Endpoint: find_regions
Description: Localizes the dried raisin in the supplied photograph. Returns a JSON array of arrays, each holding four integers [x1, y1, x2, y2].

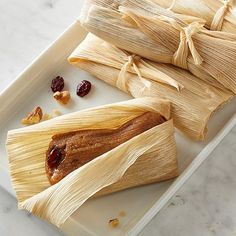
[[51, 76, 64, 92], [76, 80, 91, 97], [47, 146, 65, 169]]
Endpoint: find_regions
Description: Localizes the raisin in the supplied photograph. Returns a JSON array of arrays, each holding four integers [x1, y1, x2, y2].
[[76, 80, 91, 97], [51, 76, 64, 92], [47, 146, 65, 169]]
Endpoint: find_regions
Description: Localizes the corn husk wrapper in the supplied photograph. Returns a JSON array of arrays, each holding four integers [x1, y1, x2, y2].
[[68, 33, 233, 141], [80, 1, 236, 94], [6, 98, 178, 227], [81, 0, 206, 25], [153, 0, 236, 33], [69, 34, 184, 91]]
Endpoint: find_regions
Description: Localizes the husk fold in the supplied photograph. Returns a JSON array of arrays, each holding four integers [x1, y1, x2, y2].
[[80, 0, 236, 93], [6, 98, 178, 227], [68, 33, 233, 141]]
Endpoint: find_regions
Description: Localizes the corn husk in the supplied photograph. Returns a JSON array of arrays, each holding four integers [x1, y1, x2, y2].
[[68, 33, 233, 141], [153, 0, 236, 33], [80, 1, 236, 94], [6, 98, 178, 227], [81, 0, 206, 25], [69, 34, 184, 91]]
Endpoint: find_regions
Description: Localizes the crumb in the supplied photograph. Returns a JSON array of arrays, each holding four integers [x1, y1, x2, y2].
[[119, 211, 126, 217], [52, 109, 62, 116], [109, 218, 119, 228], [21, 107, 43, 125], [41, 109, 61, 122], [42, 113, 52, 121]]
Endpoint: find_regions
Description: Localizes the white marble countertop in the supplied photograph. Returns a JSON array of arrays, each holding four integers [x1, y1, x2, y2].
[[0, 0, 235, 235]]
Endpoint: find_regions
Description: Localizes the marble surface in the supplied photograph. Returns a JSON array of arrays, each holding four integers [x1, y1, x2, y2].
[[0, 0, 235, 236]]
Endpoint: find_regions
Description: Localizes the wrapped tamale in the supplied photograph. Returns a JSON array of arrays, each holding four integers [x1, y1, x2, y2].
[[6, 98, 178, 227], [68, 34, 233, 141], [153, 0, 236, 32], [80, 0, 236, 94]]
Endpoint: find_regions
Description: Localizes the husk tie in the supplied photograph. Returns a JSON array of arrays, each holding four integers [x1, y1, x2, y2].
[[211, 0, 233, 31], [117, 54, 151, 92], [166, 19, 204, 69]]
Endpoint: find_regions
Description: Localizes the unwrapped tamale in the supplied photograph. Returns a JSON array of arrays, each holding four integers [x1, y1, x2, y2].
[[6, 98, 178, 227]]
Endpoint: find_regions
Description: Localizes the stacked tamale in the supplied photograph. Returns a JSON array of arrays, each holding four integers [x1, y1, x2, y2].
[[80, 0, 236, 93], [69, 33, 232, 140], [6, 0, 236, 229]]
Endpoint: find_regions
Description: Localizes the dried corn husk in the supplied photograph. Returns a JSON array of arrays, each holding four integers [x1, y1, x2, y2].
[[69, 34, 183, 91], [153, 0, 236, 33], [68, 34, 233, 140], [81, 1, 236, 93], [6, 98, 178, 227], [81, 0, 206, 25]]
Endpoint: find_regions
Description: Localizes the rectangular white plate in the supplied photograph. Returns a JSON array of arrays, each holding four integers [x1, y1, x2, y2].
[[0, 21, 236, 236]]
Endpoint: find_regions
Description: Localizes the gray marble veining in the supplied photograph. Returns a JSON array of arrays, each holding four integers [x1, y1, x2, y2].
[[0, 0, 83, 92], [0, 0, 236, 236], [0, 187, 63, 236]]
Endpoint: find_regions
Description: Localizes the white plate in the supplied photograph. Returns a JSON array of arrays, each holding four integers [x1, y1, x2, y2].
[[0, 21, 236, 236]]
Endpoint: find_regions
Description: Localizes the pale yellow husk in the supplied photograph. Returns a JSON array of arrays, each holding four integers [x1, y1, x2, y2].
[[81, 0, 206, 25], [68, 33, 233, 141], [153, 0, 236, 33], [6, 97, 178, 227], [80, 0, 236, 93], [69, 34, 183, 91]]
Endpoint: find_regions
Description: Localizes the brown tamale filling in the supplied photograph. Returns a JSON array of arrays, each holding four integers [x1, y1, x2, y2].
[[45, 112, 166, 185]]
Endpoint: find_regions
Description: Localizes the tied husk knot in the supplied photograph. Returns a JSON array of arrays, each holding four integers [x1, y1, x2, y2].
[[211, 0, 233, 31], [164, 18, 204, 69], [117, 54, 151, 92]]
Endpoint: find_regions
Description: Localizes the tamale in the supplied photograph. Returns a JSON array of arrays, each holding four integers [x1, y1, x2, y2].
[[80, 1, 236, 93], [68, 34, 233, 140], [153, 0, 236, 33], [6, 98, 178, 227]]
